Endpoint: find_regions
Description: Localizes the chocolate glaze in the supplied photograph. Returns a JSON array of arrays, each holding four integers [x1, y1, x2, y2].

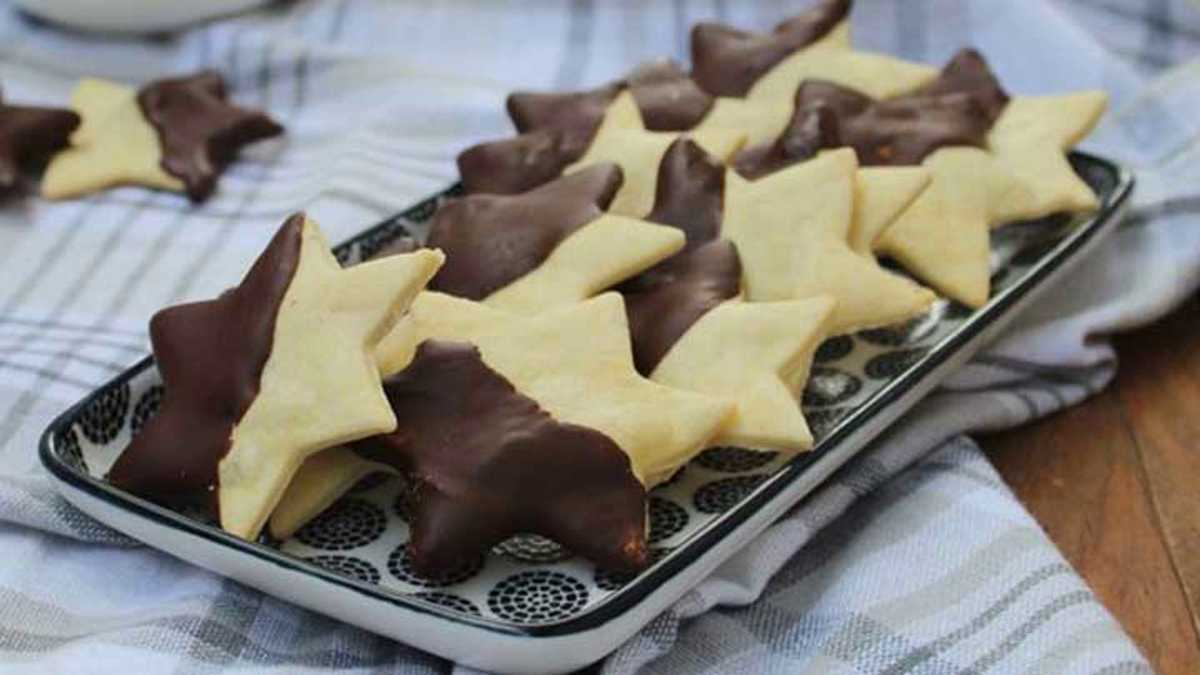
[[428, 163, 622, 299], [138, 70, 284, 203], [507, 82, 620, 156], [734, 100, 842, 179], [508, 60, 712, 139], [108, 214, 304, 517], [734, 48, 1010, 175], [616, 139, 740, 374], [909, 49, 1009, 124], [0, 88, 79, 193], [356, 340, 648, 574], [626, 60, 713, 131], [643, 138, 726, 248], [622, 240, 741, 375], [468, 61, 713, 196], [690, 0, 851, 97], [456, 128, 576, 196]]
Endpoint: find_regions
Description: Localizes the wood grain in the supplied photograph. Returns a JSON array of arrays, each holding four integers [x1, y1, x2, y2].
[[981, 294, 1200, 675], [1112, 296, 1200, 641]]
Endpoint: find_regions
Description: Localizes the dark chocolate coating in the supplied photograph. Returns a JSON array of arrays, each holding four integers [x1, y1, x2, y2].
[[734, 101, 842, 179], [0, 88, 79, 193], [356, 340, 648, 574], [626, 60, 715, 132], [643, 138, 726, 248], [622, 240, 741, 375], [690, 0, 850, 97], [909, 48, 1009, 124], [734, 48, 1010, 175], [427, 163, 622, 300], [507, 60, 711, 141], [468, 60, 713, 196], [107, 214, 303, 517], [456, 128, 577, 196], [617, 139, 740, 374], [507, 82, 620, 155], [138, 70, 284, 203]]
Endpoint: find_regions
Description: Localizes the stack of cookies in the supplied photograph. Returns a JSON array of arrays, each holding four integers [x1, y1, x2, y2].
[[109, 0, 1107, 575]]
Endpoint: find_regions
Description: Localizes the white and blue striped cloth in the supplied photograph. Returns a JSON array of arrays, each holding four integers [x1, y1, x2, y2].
[[1, 1, 1198, 673]]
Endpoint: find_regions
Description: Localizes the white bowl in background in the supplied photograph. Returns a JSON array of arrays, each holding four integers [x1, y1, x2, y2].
[[11, 0, 273, 33]]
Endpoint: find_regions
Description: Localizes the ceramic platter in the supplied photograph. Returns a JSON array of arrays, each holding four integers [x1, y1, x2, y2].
[[41, 153, 1133, 674]]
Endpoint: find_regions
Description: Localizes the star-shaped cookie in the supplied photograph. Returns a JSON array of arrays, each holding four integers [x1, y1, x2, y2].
[[563, 91, 746, 217], [722, 147, 935, 332], [690, 0, 851, 97], [0, 89, 79, 195], [459, 85, 742, 200], [686, 1, 935, 146], [108, 213, 443, 540], [427, 163, 686, 314], [771, 49, 1106, 307], [365, 292, 733, 572], [987, 92, 1108, 221], [43, 71, 283, 202], [269, 446, 396, 541], [619, 139, 838, 452]]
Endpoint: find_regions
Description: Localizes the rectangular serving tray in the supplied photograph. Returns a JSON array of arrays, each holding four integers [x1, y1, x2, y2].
[[40, 153, 1132, 675]]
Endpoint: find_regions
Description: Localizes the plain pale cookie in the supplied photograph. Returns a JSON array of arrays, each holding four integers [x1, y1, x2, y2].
[[851, 167, 931, 255], [876, 147, 1031, 308], [722, 148, 935, 333], [988, 92, 1108, 222], [652, 296, 836, 453], [268, 447, 396, 541]]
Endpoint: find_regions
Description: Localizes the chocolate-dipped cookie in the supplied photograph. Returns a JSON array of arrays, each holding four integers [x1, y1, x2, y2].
[[690, 0, 850, 97], [0, 88, 79, 195], [318, 292, 733, 573], [43, 71, 283, 202], [427, 163, 686, 314], [459, 90, 745, 218], [508, 60, 713, 140], [108, 213, 443, 540], [612, 139, 841, 453], [735, 49, 1010, 176], [359, 339, 649, 574], [731, 48, 1105, 308]]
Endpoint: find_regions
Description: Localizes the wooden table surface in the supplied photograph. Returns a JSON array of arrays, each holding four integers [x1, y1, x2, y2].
[[981, 293, 1200, 674]]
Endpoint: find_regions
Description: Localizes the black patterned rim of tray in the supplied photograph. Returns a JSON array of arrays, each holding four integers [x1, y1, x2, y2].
[[39, 153, 1133, 638]]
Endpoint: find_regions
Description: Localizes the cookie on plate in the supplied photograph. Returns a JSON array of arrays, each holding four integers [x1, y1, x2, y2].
[[617, 139, 837, 453], [753, 49, 1106, 307], [284, 292, 734, 574], [107, 213, 443, 540], [426, 163, 686, 314]]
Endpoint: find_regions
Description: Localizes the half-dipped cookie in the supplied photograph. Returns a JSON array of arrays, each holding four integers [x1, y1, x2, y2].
[[43, 71, 283, 202], [108, 213, 443, 540], [282, 293, 734, 574], [426, 163, 686, 314]]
